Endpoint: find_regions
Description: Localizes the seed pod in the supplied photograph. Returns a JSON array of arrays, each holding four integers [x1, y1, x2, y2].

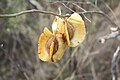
[[51, 17, 68, 62], [52, 33, 67, 62], [52, 13, 86, 47], [38, 27, 53, 61], [38, 27, 67, 62], [38, 12, 86, 62], [52, 16, 65, 34], [64, 21, 74, 46], [67, 13, 86, 47]]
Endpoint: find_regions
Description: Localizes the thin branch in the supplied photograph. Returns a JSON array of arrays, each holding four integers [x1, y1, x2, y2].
[[111, 46, 120, 80], [61, 3, 75, 13], [90, 58, 98, 80], [72, 3, 91, 22], [61, 2, 91, 23], [1, 46, 29, 80], [49, 0, 119, 27], [17, 64, 30, 80], [101, 0, 118, 24], [54, 47, 78, 80], [0, 9, 65, 18], [0, 9, 118, 27], [78, 11, 118, 27], [49, 1, 91, 4], [98, 29, 120, 43]]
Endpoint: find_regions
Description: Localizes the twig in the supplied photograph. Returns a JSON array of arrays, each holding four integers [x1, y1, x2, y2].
[[0, 9, 118, 27], [98, 29, 120, 43], [50, 0, 119, 27], [61, 2, 91, 22], [101, 0, 118, 24], [0, 9, 65, 18], [87, 1, 119, 28], [72, 3, 91, 23], [61, 3, 75, 13], [1, 46, 29, 80], [78, 11, 118, 27], [54, 47, 78, 80], [111, 46, 120, 80], [17, 64, 30, 80], [49, 1, 91, 4], [90, 58, 98, 80]]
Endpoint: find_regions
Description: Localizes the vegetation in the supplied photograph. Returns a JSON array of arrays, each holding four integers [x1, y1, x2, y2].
[[0, 0, 120, 80]]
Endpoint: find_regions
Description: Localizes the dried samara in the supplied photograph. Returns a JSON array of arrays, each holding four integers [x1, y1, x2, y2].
[[38, 13, 86, 62]]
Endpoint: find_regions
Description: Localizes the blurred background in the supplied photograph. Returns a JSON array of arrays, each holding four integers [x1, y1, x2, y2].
[[0, 0, 120, 80]]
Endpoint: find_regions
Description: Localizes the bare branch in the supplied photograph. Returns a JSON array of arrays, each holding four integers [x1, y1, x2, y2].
[[49, 1, 91, 4], [49, 1, 119, 27], [98, 30, 120, 43], [78, 11, 118, 27], [1, 46, 29, 80], [72, 3, 91, 23], [0, 9, 65, 18], [61, 3, 75, 13], [111, 46, 120, 80], [54, 47, 78, 80], [101, 0, 118, 24], [0, 9, 118, 28]]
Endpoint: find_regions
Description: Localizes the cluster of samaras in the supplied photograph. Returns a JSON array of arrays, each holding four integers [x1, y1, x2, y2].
[[38, 13, 86, 62]]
